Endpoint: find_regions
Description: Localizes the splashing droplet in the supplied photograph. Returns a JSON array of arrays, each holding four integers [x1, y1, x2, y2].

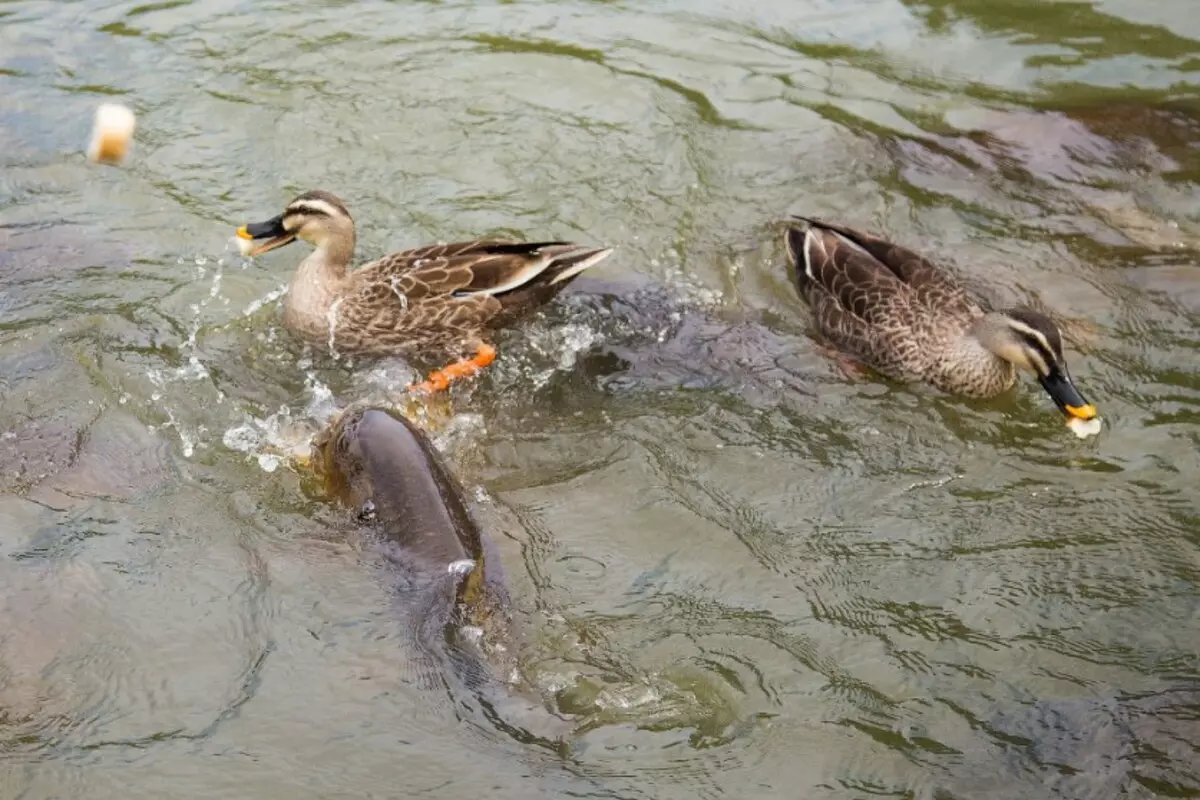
[[326, 297, 344, 359]]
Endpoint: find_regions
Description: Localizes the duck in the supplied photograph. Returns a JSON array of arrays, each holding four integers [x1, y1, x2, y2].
[[784, 216, 1097, 422], [236, 190, 613, 393]]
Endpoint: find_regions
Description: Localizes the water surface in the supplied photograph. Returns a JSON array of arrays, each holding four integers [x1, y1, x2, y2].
[[1, 0, 1198, 797]]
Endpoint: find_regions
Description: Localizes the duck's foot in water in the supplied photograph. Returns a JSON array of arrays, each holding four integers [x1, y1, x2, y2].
[[815, 342, 872, 380], [409, 343, 497, 394]]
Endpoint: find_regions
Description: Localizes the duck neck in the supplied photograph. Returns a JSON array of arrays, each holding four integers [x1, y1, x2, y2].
[[934, 314, 1017, 394], [284, 235, 355, 331], [945, 332, 1006, 372]]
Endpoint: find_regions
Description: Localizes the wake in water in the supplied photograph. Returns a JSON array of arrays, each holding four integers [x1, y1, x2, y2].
[[139, 242, 645, 473], [135, 236, 743, 478]]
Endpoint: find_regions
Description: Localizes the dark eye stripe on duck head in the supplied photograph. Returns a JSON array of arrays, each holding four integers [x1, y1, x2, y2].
[[283, 202, 334, 228], [1018, 334, 1055, 376], [1005, 308, 1065, 360], [285, 190, 351, 221]]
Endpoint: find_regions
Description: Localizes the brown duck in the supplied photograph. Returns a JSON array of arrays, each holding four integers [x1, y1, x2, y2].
[[236, 190, 613, 393], [784, 217, 1097, 422]]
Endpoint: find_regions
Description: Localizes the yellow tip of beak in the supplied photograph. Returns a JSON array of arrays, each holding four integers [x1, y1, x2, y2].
[[236, 226, 253, 240], [1066, 404, 1097, 421]]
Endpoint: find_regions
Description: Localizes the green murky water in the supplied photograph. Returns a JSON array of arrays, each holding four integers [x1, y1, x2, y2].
[[2, 0, 1198, 797]]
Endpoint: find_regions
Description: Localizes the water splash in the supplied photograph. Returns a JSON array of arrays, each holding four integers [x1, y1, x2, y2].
[[244, 284, 288, 317], [141, 254, 341, 468], [303, 372, 340, 426], [184, 256, 223, 350], [500, 321, 602, 391], [345, 360, 419, 409], [139, 257, 232, 457], [430, 412, 486, 454], [146, 398, 203, 458], [222, 401, 321, 471], [326, 297, 344, 359]]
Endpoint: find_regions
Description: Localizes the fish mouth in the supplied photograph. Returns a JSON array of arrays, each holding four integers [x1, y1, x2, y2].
[[236, 214, 296, 257], [1038, 370, 1097, 421]]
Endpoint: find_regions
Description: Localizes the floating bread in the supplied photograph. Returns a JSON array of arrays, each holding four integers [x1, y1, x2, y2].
[[1066, 415, 1103, 439], [86, 103, 136, 164]]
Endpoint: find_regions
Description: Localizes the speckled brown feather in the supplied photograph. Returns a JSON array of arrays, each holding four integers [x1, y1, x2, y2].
[[327, 239, 610, 359], [798, 218, 979, 317]]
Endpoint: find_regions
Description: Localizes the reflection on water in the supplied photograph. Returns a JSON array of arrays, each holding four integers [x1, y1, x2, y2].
[[1, 0, 1198, 797]]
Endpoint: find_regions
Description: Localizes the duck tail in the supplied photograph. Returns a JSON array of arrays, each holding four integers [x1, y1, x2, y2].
[[542, 245, 615, 286], [784, 218, 820, 293], [487, 244, 614, 322]]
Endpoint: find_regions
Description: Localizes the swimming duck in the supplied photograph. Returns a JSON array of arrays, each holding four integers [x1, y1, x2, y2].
[[236, 190, 613, 393], [784, 217, 1097, 422]]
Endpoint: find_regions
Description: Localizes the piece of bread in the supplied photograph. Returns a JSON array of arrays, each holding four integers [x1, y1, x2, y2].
[[1066, 415, 1102, 439], [87, 103, 136, 164]]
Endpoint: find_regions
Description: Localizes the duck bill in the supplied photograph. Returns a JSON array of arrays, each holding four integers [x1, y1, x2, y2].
[[235, 214, 295, 257], [1038, 371, 1096, 421]]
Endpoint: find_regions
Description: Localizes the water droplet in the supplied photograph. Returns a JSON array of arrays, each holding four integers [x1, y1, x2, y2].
[[447, 558, 476, 575], [326, 297, 344, 359]]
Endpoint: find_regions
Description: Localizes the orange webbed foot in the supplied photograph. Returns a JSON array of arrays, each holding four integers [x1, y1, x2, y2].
[[814, 342, 871, 380], [409, 343, 498, 395]]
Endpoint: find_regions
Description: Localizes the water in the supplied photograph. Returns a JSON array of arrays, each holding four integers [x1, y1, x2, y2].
[[2, 0, 1198, 797]]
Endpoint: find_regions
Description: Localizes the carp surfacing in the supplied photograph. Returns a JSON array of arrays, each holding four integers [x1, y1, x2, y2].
[[311, 406, 570, 746], [312, 406, 512, 659]]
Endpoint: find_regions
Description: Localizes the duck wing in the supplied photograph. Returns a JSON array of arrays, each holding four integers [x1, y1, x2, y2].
[[331, 239, 612, 349], [786, 221, 908, 327], [793, 217, 976, 316], [360, 240, 611, 303]]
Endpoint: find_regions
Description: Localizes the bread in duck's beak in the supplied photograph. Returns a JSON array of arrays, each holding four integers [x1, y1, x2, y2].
[[1038, 369, 1096, 421], [236, 214, 296, 257]]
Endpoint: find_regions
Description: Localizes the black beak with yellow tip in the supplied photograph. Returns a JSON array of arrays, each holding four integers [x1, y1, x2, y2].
[[236, 214, 296, 257], [1038, 369, 1097, 422]]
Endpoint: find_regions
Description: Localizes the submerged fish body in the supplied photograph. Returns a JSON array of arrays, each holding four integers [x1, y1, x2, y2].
[[311, 406, 568, 743], [313, 405, 514, 664]]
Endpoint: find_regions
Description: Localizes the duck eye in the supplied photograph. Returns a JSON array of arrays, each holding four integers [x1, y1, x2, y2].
[[358, 499, 376, 521]]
